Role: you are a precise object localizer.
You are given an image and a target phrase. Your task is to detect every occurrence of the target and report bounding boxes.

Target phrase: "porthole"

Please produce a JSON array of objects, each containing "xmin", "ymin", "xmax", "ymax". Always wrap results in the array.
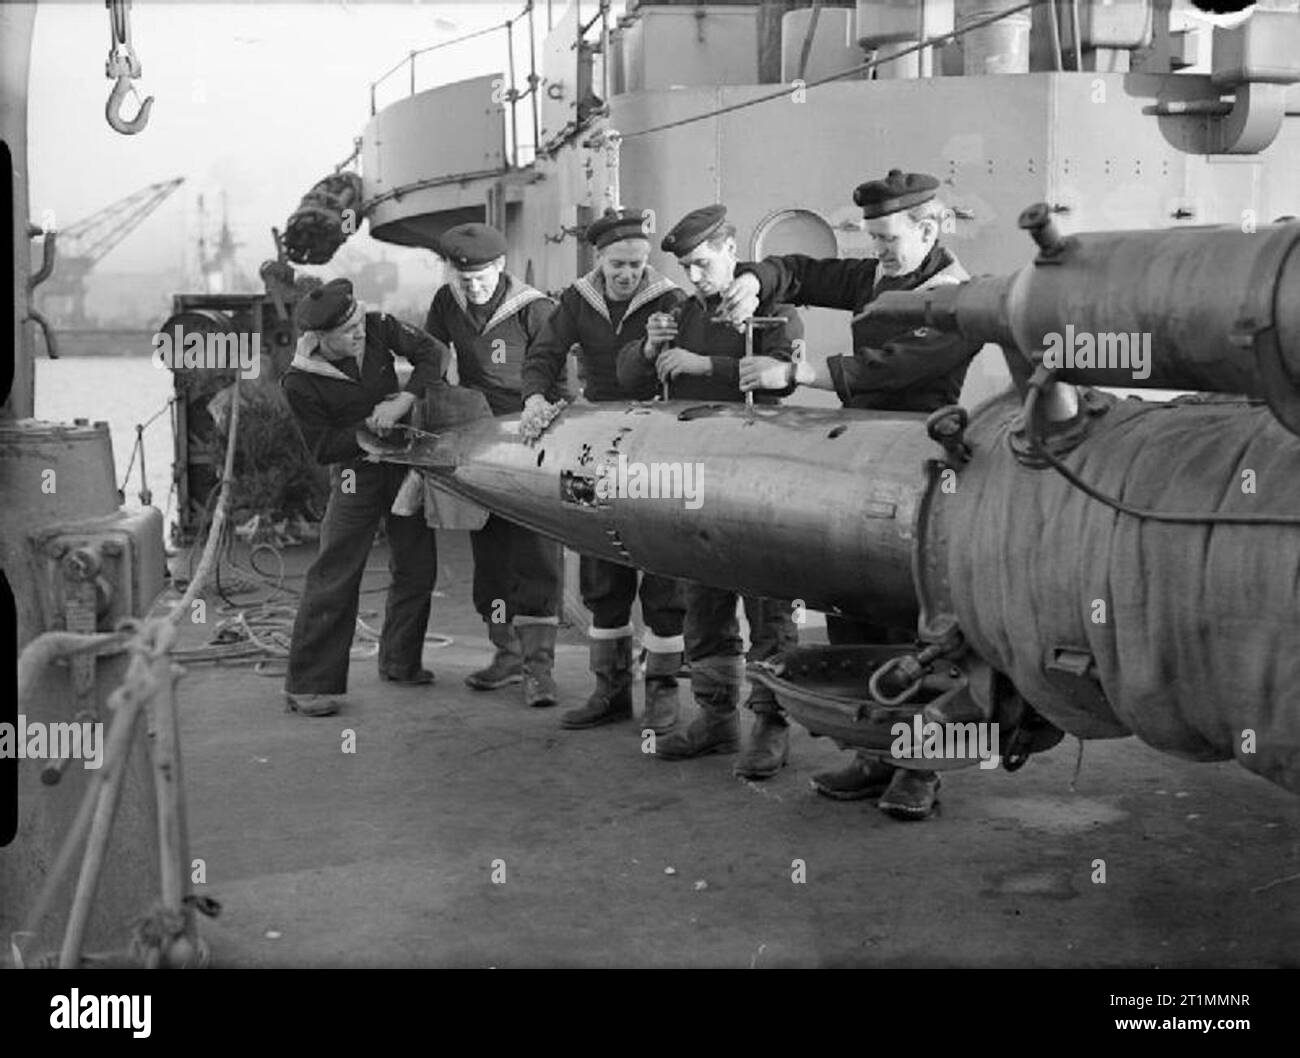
[{"xmin": 751, "ymin": 208, "xmax": 839, "ymax": 260}]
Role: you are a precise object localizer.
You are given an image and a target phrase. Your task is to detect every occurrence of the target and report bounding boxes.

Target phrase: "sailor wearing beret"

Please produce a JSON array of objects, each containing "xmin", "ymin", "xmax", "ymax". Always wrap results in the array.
[
  {"xmin": 721, "ymin": 169, "xmax": 985, "ymax": 820},
  {"xmin": 518, "ymin": 207, "xmax": 689, "ymax": 738},
  {"xmin": 424, "ymin": 222, "xmax": 564, "ymax": 709},
  {"xmin": 725, "ymin": 168, "xmax": 978, "ymax": 415},
  {"xmin": 281, "ymin": 278, "xmax": 450, "ymax": 717},
  {"xmin": 616, "ymin": 204, "xmax": 801, "ymax": 780}
]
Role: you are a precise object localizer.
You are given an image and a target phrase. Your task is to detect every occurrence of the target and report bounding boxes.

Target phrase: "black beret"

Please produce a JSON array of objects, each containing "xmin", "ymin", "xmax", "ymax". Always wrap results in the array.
[
  {"xmin": 294, "ymin": 277, "xmax": 355, "ymax": 331},
  {"xmin": 853, "ymin": 169, "xmax": 940, "ymax": 218},
  {"xmin": 586, "ymin": 207, "xmax": 652, "ymax": 249},
  {"xmin": 438, "ymin": 222, "xmax": 508, "ymax": 269},
  {"xmin": 661, "ymin": 204, "xmax": 728, "ymax": 256}
]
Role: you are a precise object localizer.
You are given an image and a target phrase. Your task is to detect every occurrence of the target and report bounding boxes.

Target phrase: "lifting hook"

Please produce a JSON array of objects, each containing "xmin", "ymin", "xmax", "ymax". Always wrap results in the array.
[
  {"xmin": 104, "ymin": 0, "xmax": 154, "ymax": 135},
  {"xmin": 106, "ymin": 74, "xmax": 154, "ymax": 135}
]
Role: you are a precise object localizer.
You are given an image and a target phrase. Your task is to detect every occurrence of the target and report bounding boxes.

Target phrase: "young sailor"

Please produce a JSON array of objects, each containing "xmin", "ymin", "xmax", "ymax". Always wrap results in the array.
[
  {"xmin": 519, "ymin": 208, "xmax": 688, "ymax": 736},
  {"xmin": 281, "ymin": 278, "xmax": 448, "ymax": 717},
  {"xmin": 424, "ymin": 222, "xmax": 563, "ymax": 708}
]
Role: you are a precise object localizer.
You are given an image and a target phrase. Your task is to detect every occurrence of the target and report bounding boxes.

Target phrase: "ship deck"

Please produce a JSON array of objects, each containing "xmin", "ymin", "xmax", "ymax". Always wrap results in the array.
[{"xmin": 167, "ymin": 532, "xmax": 1298, "ymax": 968}]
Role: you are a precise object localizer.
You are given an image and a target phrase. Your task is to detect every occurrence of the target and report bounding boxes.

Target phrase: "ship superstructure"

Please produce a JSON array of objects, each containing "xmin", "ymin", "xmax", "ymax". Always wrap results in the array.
[{"xmin": 357, "ymin": 0, "xmax": 1300, "ymax": 407}]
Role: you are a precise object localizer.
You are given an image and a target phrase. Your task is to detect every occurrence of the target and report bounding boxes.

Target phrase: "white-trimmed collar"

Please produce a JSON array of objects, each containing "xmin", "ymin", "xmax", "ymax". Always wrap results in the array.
[
  {"xmin": 290, "ymin": 303, "xmax": 371, "ymax": 382},
  {"xmin": 444, "ymin": 273, "xmax": 549, "ymax": 335},
  {"xmin": 572, "ymin": 265, "xmax": 677, "ymax": 332}
]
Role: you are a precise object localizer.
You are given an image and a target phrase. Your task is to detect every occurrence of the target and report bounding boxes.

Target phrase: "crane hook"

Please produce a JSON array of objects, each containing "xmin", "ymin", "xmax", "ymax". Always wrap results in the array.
[
  {"xmin": 104, "ymin": 0, "xmax": 152, "ymax": 135},
  {"xmin": 106, "ymin": 74, "xmax": 154, "ymax": 135}
]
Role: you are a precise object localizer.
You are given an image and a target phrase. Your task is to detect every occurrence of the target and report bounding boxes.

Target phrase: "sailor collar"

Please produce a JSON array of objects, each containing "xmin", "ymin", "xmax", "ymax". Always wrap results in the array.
[
  {"xmin": 290, "ymin": 328, "xmax": 369, "ymax": 382},
  {"xmin": 873, "ymin": 245, "xmax": 968, "ymax": 295},
  {"xmin": 573, "ymin": 265, "xmax": 676, "ymax": 333},
  {"xmin": 288, "ymin": 349, "xmax": 362, "ymax": 382},
  {"xmin": 446, "ymin": 273, "xmax": 549, "ymax": 335}
]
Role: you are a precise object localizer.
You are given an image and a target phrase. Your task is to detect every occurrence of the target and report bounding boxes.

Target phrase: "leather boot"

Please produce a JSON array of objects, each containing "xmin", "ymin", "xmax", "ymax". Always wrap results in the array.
[
  {"xmin": 517, "ymin": 621, "xmax": 558, "ymax": 708},
  {"xmin": 878, "ymin": 768, "xmax": 941, "ymax": 820},
  {"xmin": 642, "ymin": 650, "xmax": 682, "ymax": 734},
  {"xmin": 560, "ymin": 636, "xmax": 633, "ymax": 729},
  {"xmin": 465, "ymin": 621, "xmax": 523, "ymax": 690},
  {"xmin": 379, "ymin": 667, "xmax": 435, "ymax": 686},
  {"xmin": 810, "ymin": 752, "xmax": 896, "ymax": 800},
  {"xmin": 732, "ymin": 695, "xmax": 789, "ymax": 779},
  {"xmin": 655, "ymin": 655, "xmax": 742, "ymax": 760},
  {"xmin": 284, "ymin": 692, "xmax": 343, "ymax": 717}
]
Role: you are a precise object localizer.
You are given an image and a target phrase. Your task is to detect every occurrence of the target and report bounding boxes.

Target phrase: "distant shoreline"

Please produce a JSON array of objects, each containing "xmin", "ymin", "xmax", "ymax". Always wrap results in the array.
[{"xmin": 49, "ymin": 329, "xmax": 157, "ymax": 357}]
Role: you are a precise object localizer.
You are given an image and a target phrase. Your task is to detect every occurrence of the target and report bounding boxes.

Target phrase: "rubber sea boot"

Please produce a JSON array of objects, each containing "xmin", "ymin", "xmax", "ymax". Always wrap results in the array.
[
  {"xmin": 642, "ymin": 650, "xmax": 682, "ymax": 734},
  {"xmin": 732, "ymin": 689, "xmax": 789, "ymax": 779},
  {"xmin": 810, "ymin": 751, "xmax": 896, "ymax": 800},
  {"xmin": 465, "ymin": 621, "xmax": 523, "ymax": 690},
  {"xmin": 560, "ymin": 635, "xmax": 633, "ymax": 729},
  {"xmin": 654, "ymin": 655, "xmax": 742, "ymax": 760},
  {"xmin": 517, "ymin": 620, "xmax": 559, "ymax": 708}
]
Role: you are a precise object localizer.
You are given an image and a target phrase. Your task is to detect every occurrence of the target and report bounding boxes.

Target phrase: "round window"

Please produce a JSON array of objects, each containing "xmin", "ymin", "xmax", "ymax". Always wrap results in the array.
[{"xmin": 751, "ymin": 208, "xmax": 839, "ymax": 259}]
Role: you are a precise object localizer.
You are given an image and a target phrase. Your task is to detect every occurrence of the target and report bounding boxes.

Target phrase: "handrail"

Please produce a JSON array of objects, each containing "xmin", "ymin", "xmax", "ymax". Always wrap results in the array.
[
  {"xmin": 367, "ymin": 0, "xmax": 604, "ymax": 171},
  {"xmin": 367, "ymin": 1, "xmax": 544, "ymax": 171},
  {"xmin": 368, "ymin": 20, "xmax": 511, "ymax": 115}
]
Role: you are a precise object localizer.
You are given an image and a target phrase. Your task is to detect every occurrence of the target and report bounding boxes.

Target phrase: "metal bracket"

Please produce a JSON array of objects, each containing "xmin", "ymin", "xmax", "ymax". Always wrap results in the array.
[
  {"xmin": 50, "ymin": 545, "xmax": 110, "ymax": 719},
  {"xmin": 1018, "ymin": 202, "xmax": 1072, "ymax": 265},
  {"xmin": 543, "ymin": 224, "xmax": 586, "ymax": 244},
  {"xmin": 925, "ymin": 404, "xmax": 972, "ymax": 465},
  {"xmin": 1232, "ymin": 222, "xmax": 1300, "ymax": 438}
]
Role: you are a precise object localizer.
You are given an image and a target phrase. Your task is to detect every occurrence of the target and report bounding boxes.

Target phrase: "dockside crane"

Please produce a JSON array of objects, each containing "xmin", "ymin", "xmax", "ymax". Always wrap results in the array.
[{"xmin": 36, "ymin": 176, "xmax": 184, "ymax": 326}]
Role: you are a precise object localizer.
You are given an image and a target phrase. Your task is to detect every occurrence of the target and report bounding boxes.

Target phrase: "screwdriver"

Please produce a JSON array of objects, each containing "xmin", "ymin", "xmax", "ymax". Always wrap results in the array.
[{"xmin": 658, "ymin": 305, "xmax": 683, "ymax": 401}]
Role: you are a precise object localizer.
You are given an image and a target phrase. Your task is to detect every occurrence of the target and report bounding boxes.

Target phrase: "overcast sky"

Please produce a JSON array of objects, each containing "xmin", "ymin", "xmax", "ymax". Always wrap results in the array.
[{"xmin": 28, "ymin": 1, "xmax": 548, "ymax": 286}]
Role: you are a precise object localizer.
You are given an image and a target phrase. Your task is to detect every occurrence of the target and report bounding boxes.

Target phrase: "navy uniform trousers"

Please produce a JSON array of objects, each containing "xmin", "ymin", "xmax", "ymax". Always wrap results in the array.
[
  {"xmin": 471, "ymin": 513, "xmax": 561, "ymax": 620},
  {"xmin": 579, "ymin": 556, "xmax": 685, "ymax": 645},
  {"xmin": 685, "ymin": 586, "xmax": 797, "ymax": 712},
  {"xmin": 286, "ymin": 460, "xmax": 438, "ymax": 694}
]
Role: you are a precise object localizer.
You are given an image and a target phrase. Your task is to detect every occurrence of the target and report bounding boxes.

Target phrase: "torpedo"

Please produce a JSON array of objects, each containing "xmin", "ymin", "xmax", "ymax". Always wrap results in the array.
[{"xmin": 360, "ymin": 383, "xmax": 932, "ymax": 634}]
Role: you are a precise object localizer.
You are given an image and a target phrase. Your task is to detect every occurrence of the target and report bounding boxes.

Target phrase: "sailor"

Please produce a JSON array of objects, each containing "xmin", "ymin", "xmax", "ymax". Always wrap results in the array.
[
  {"xmin": 616, "ymin": 204, "xmax": 801, "ymax": 777},
  {"xmin": 424, "ymin": 222, "xmax": 564, "ymax": 708},
  {"xmin": 723, "ymin": 168, "xmax": 984, "ymax": 820},
  {"xmin": 518, "ymin": 208, "xmax": 689, "ymax": 736},
  {"xmin": 281, "ymin": 278, "xmax": 449, "ymax": 717}
]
